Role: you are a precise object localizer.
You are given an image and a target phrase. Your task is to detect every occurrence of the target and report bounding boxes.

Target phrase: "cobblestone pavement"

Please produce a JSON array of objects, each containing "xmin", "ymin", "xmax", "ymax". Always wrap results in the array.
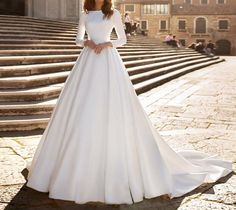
[{"xmin": 0, "ymin": 56, "xmax": 236, "ymax": 210}]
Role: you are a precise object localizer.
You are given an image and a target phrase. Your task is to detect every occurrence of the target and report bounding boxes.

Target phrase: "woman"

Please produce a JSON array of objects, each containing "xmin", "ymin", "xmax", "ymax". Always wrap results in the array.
[
  {"xmin": 26, "ymin": 0, "xmax": 232, "ymax": 205},
  {"xmin": 124, "ymin": 13, "xmax": 132, "ymax": 36}
]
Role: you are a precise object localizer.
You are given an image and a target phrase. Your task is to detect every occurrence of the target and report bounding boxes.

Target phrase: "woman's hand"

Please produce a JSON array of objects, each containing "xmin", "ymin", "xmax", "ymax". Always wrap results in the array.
[
  {"xmin": 84, "ymin": 40, "xmax": 96, "ymax": 49},
  {"xmin": 94, "ymin": 42, "xmax": 113, "ymax": 54}
]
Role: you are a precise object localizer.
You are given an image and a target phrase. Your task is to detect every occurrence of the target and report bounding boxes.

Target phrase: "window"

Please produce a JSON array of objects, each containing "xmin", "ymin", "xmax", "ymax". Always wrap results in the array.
[
  {"xmin": 195, "ymin": 17, "xmax": 207, "ymax": 33},
  {"xmin": 200, "ymin": 0, "xmax": 208, "ymax": 4},
  {"xmin": 185, "ymin": 0, "xmax": 192, "ymax": 4},
  {"xmin": 219, "ymin": 20, "xmax": 228, "ymax": 30},
  {"xmin": 156, "ymin": 4, "xmax": 169, "ymax": 14},
  {"xmin": 178, "ymin": 20, "xmax": 186, "ymax": 30},
  {"xmin": 125, "ymin": 4, "xmax": 135, "ymax": 12},
  {"xmin": 143, "ymin": 4, "xmax": 169, "ymax": 15},
  {"xmin": 160, "ymin": 20, "xmax": 167, "ymax": 30},
  {"xmin": 143, "ymin": 4, "xmax": 155, "ymax": 14},
  {"xmin": 217, "ymin": 0, "xmax": 225, "ymax": 4},
  {"xmin": 140, "ymin": 20, "xmax": 148, "ymax": 30}
]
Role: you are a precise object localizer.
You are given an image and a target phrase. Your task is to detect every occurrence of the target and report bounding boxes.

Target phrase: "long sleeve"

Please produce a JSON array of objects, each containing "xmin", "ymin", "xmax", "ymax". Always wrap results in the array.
[
  {"xmin": 75, "ymin": 12, "xmax": 87, "ymax": 47},
  {"xmin": 111, "ymin": 9, "xmax": 127, "ymax": 48}
]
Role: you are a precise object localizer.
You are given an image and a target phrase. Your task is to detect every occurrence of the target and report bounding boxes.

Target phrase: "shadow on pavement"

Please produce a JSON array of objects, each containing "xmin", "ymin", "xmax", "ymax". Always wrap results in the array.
[{"xmin": 3, "ymin": 169, "xmax": 234, "ymax": 210}]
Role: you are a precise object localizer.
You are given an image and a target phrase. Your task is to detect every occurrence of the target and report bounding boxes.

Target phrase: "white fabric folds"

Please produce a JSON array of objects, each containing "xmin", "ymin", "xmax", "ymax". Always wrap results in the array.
[{"xmin": 26, "ymin": 9, "xmax": 232, "ymax": 205}]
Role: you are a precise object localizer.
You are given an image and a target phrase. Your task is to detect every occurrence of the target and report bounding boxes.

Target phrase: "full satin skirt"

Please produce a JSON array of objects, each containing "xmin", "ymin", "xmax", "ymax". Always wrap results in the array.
[{"xmin": 26, "ymin": 47, "xmax": 232, "ymax": 204}]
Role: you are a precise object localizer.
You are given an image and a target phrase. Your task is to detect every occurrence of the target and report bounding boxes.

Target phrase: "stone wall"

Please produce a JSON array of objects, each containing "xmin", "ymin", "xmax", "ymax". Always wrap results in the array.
[
  {"xmin": 118, "ymin": 3, "xmax": 171, "ymax": 39},
  {"xmin": 170, "ymin": 15, "xmax": 236, "ymax": 55},
  {"xmin": 26, "ymin": 0, "xmax": 83, "ymax": 21}
]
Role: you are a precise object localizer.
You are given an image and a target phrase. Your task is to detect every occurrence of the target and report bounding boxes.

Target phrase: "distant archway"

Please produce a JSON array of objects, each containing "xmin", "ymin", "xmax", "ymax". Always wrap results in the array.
[
  {"xmin": 195, "ymin": 17, "xmax": 207, "ymax": 33},
  {"xmin": 0, "ymin": 0, "xmax": 25, "ymax": 16},
  {"xmin": 216, "ymin": 39, "xmax": 231, "ymax": 55}
]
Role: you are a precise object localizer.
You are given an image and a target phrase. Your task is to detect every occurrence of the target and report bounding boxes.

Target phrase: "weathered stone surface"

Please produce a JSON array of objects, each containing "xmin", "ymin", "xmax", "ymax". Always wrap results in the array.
[
  {"xmin": 0, "ymin": 154, "xmax": 26, "ymax": 185},
  {"xmin": 13, "ymin": 136, "xmax": 41, "ymax": 147},
  {"xmin": 0, "ymin": 139, "xmax": 21, "ymax": 149},
  {"xmin": 0, "ymin": 184, "xmax": 56, "ymax": 209},
  {"xmin": 199, "ymin": 175, "xmax": 236, "ymax": 205},
  {"xmin": 0, "ymin": 203, "xmax": 8, "ymax": 210},
  {"xmin": 178, "ymin": 199, "xmax": 236, "ymax": 210}
]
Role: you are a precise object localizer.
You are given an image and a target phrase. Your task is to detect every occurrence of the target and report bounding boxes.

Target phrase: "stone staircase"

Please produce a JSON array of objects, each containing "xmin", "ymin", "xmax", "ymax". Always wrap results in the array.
[{"xmin": 0, "ymin": 15, "xmax": 224, "ymax": 132}]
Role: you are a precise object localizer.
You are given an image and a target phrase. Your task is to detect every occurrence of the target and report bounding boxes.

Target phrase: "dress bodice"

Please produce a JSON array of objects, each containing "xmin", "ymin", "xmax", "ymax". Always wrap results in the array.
[{"xmin": 75, "ymin": 9, "xmax": 127, "ymax": 48}]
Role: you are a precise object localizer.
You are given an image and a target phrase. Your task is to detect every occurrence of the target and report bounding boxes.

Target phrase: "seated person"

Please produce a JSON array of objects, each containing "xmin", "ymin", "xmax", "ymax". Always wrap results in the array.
[
  {"xmin": 195, "ymin": 42, "xmax": 206, "ymax": 53},
  {"xmin": 165, "ymin": 33, "xmax": 173, "ymax": 45},
  {"xmin": 169, "ymin": 35, "xmax": 178, "ymax": 47},
  {"xmin": 205, "ymin": 40, "xmax": 216, "ymax": 55},
  {"xmin": 188, "ymin": 42, "xmax": 196, "ymax": 50}
]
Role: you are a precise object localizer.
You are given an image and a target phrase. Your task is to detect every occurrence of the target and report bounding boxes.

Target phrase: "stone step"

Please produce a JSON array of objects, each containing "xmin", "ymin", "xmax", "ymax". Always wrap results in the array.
[
  {"xmin": 134, "ymin": 58, "xmax": 225, "ymax": 94},
  {"xmin": 0, "ymin": 15, "xmax": 76, "ymax": 26},
  {"xmin": 0, "ymin": 84, "xmax": 63, "ymax": 102},
  {"xmin": 0, "ymin": 51, "xmax": 197, "ymax": 67},
  {"xmin": 127, "ymin": 55, "xmax": 207, "ymax": 76},
  {"xmin": 0, "ymin": 34, "xmax": 78, "ymax": 41},
  {"xmin": 0, "ymin": 30, "xmax": 156, "ymax": 44},
  {"xmin": 0, "ymin": 114, "xmax": 50, "ymax": 131},
  {"xmin": 0, "ymin": 56, "xmax": 220, "ymax": 102},
  {"xmin": 0, "ymin": 54, "xmax": 201, "ymax": 89},
  {"xmin": 124, "ymin": 53, "xmax": 201, "ymax": 68},
  {"xmin": 0, "ymin": 34, "xmax": 164, "ymax": 46},
  {"xmin": 0, "ymin": 49, "xmax": 81, "ymax": 56},
  {"xmin": 0, "ymin": 43, "xmax": 170, "ymax": 51},
  {"xmin": 0, "ymin": 21, "xmax": 77, "ymax": 31},
  {"xmin": 0, "ymin": 30, "xmax": 160, "ymax": 39},
  {"xmin": 0, "ymin": 40, "xmax": 163, "ymax": 50},
  {"xmin": 130, "ymin": 56, "xmax": 219, "ymax": 84},
  {"xmin": 0, "ymin": 71, "xmax": 69, "ymax": 88},
  {"xmin": 0, "ymin": 48, "xmax": 185, "ymax": 56},
  {"xmin": 122, "ymin": 51, "xmax": 198, "ymax": 61},
  {"xmin": 0, "ymin": 29, "xmax": 76, "ymax": 37},
  {"xmin": 0, "ymin": 25, "xmax": 76, "ymax": 36},
  {"xmin": 0, "ymin": 61, "xmax": 74, "ymax": 77},
  {"xmin": 0, "ymin": 26, "xmax": 77, "ymax": 34},
  {"xmin": 0, "ymin": 38, "xmax": 162, "ymax": 49},
  {"xmin": 0, "ymin": 54, "xmax": 79, "ymax": 66},
  {"xmin": 0, "ymin": 32, "xmax": 153, "ymax": 40},
  {"xmin": 0, "ymin": 53, "xmax": 200, "ymax": 78},
  {"xmin": 0, "ymin": 39, "xmax": 78, "ymax": 45},
  {"xmin": 0, "ymin": 43, "xmax": 170, "ymax": 49},
  {"xmin": 0, "ymin": 99, "xmax": 56, "ymax": 116},
  {"xmin": 0, "ymin": 33, "xmax": 124, "ymax": 41}
]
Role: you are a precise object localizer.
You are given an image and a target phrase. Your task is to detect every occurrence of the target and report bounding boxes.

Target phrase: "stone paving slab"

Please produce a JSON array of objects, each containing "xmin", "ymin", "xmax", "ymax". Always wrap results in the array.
[{"xmin": 0, "ymin": 56, "xmax": 236, "ymax": 209}]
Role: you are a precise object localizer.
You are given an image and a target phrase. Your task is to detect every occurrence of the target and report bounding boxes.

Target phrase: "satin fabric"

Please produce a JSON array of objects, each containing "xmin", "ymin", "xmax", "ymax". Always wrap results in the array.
[{"xmin": 26, "ymin": 9, "xmax": 232, "ymax": 204}]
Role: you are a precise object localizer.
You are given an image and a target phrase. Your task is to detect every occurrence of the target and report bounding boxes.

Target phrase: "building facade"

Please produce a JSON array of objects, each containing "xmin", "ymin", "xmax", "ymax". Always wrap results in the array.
[
  {"xmin": 0, "ymin": 0, "xmax": 83, "ymax": 21},
  {"xmin": 116, "ymin": 0, "xmax": 236, "ymax": 55},
  {"xmin": 116, "ymin": 0, "xmax": 172, "ymax": 38}
]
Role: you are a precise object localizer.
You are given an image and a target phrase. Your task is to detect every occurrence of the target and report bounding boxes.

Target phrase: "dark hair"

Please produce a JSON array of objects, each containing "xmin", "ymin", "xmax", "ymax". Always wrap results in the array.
[{"xmin": 83, "ymin": 0, "xmax": 114, "ymax": 19}]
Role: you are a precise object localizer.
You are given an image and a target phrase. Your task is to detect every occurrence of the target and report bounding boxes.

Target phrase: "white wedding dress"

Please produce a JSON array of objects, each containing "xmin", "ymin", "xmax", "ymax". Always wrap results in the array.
[{"xmin": 26, "ymin": 9, "xmax": 232, "ymax": 205}]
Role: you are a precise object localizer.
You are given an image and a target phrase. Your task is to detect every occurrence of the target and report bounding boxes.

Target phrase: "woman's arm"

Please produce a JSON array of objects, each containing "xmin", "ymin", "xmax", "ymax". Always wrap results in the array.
[
  {"xmin": 75, "ymin": 12, "xmax": 87, "ymax": 47},
  {"xmin": 76, "ymin": 12, "xmax": 97, "ymax": 49},
  {"xmin": 110, "ymin": 9, "xmax": 127, "ymax": 48}
]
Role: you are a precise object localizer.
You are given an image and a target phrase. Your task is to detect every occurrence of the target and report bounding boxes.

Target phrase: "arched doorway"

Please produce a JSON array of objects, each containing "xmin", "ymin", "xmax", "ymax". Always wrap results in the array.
[
  {"xmin": 195, "ymin": 17, "xmax": 207, "ymax": 33},
  {"xmin": 216, "ymin": 39, "xmax": 231, "ymax": 55},
  {"xmin": 0, "ymin": 0, "xmax": 25, "ymax": 16}
]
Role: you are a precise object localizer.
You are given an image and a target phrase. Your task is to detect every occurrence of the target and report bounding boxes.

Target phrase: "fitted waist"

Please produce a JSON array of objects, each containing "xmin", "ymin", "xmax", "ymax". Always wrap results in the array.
[{"xmin": 92, "ymin": 38, "xmax": 111, "ymax": 44}]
